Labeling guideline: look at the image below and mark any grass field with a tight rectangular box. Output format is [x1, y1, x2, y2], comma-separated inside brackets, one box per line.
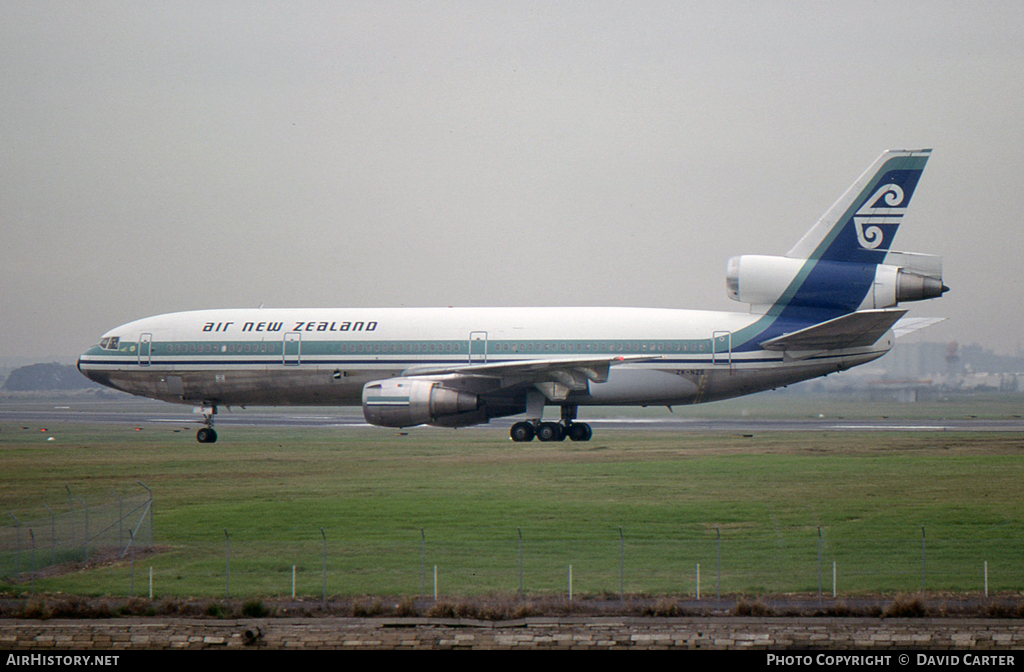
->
[2, 394, 1024, 599]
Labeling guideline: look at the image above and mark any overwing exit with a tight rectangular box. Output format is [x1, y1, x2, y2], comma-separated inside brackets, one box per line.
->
[79, 149, 947, 443]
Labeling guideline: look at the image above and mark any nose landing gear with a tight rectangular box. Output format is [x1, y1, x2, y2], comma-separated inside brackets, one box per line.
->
[196, 426, 218, 443]
[195, 405, 218, 443]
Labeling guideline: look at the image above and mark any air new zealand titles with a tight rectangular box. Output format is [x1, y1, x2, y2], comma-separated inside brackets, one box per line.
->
[201, 320, 380, 333]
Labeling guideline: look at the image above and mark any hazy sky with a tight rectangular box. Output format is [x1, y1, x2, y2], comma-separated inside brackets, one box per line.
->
[2, 1, 1022, 361]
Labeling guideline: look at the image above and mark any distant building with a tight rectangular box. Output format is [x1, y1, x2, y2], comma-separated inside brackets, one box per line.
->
[787, 341, 1023, 399]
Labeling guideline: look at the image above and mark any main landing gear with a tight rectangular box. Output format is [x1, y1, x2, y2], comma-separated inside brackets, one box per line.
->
[195, 405, 218, 444]
[510, 405, 592, 443]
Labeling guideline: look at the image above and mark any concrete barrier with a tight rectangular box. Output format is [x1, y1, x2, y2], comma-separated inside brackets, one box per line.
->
[3, 617, 1024, 650]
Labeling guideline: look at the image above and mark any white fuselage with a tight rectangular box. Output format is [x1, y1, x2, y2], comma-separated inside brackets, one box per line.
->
[78, 306, 892, 411]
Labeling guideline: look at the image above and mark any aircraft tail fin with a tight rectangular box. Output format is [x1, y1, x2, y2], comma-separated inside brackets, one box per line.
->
[786, 149, 932, 263]
[728, 149, 945, 332]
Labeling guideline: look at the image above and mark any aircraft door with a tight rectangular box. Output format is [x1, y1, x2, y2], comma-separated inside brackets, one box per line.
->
[283, 332, 301, 366]
[712, 331, 732, 372]
[138, 333, 152, 367]
[469, 331, 488, 364]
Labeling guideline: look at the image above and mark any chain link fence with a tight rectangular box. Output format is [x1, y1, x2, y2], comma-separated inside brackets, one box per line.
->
[5, 521, 1019, 599]
[1, 483, 153, 582]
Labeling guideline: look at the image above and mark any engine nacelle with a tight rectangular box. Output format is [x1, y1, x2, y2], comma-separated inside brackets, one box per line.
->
[868, 262, 947, 309]
[726, 252, 946, 311]
[362, 378, 479, 428]
[726, 255, 805, 308]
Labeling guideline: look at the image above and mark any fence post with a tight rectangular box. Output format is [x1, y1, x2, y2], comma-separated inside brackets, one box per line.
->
[137, 481, 153, 545]
[921, 525, 926, 595]
[9, 512, 20, 575]
[817, 526, 823, 598]
[28, 528, 35, 594]
[420, 528, 426, 598]
[76, 496, 88, 563]
[66, 486, 74, 548]
[44, 505, 55, 567]
[320, 527, 327, 609]
[224, 529, 230, 599]
[517, 527, 523, 601]
[619, 526, 624, 600]
[129, 529, 135, 596]
[112, 490, 123, 547]
[123, 487, 154, 559]
[716, 527, 722, 601]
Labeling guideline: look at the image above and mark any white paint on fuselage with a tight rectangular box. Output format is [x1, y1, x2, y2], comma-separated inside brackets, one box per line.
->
[78, 306, 892, 414]
[93, 306, 761, 344]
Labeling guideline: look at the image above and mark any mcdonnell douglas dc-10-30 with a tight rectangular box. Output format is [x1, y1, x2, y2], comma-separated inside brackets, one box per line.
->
[79, 149, 947, 443]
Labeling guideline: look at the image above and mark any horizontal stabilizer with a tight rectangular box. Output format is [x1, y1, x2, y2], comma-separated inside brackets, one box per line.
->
[892, 316, 946, 338]
[760, 309, 907, 352]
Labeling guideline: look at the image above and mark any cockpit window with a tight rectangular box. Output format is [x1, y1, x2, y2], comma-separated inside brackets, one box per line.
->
[99, 337, 120, 350]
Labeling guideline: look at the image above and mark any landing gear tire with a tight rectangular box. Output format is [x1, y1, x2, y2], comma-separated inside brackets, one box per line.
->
[567, 423, 593, 442]
[537, 422, 565, 442]
[195, 404, 218, 444]
[510, 422, 535, 442]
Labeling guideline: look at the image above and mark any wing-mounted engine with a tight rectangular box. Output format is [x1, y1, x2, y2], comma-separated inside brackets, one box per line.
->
[726, 252, 947, 312]
[362, 378, 481, 428]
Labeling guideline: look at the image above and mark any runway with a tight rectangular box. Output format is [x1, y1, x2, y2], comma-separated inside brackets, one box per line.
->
[2, 395, 1022, 433]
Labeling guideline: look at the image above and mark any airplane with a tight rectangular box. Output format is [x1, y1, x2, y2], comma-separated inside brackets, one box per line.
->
[78, 149, 947, 444]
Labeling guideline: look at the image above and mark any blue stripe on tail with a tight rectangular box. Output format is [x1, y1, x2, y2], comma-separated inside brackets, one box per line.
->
[732, 150, 932, 351]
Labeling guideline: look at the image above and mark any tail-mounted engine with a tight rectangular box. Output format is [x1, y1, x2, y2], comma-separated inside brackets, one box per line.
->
[726, 251, 947, 312]
[362, 378, 480, 428]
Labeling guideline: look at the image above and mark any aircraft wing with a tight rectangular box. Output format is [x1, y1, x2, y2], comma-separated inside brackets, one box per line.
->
[759, 309, 907, 352]
[403, 354, 658, 382]
[401, 355, 660, 400]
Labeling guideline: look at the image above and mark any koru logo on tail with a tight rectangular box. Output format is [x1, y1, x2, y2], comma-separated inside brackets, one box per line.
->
[853, 183, 905, 249]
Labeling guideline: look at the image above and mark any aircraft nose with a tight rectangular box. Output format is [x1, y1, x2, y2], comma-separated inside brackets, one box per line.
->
[77, 355, 91, 381]
[77, 354, 101, 384]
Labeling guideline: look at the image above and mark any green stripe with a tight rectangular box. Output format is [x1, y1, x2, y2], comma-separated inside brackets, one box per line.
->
[92, 337, 724, 358]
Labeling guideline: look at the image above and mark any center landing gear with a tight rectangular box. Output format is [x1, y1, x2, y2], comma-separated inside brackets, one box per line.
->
[509, 405, 592, 443]
[195, 405, 218, 444]
[566, 422, 593, 442]
[510, 421, 535, 442]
